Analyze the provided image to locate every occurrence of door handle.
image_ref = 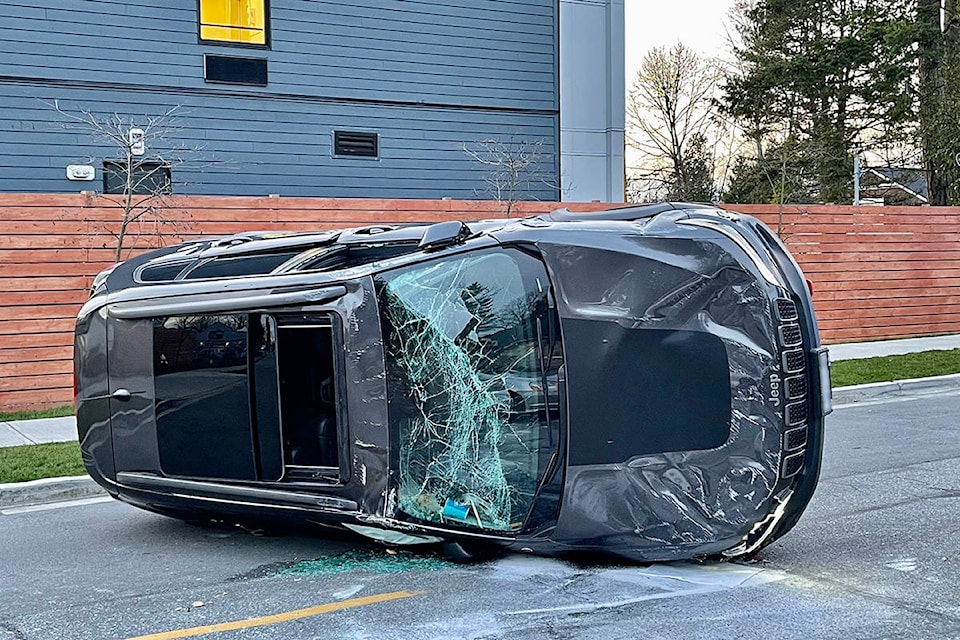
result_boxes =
[111,388,133,401]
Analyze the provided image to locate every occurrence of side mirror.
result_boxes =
[418,220,471,251]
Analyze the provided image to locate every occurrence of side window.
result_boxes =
[199,0,269,47]
[102,161,171,195]
[376,249,559,532]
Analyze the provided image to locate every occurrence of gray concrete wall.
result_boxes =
[559,0,625,202]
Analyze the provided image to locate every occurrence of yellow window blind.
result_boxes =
[200,0,267,45]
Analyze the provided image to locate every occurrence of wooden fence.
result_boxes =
[0,194,603,411]
[738,205,960,343]
[1,194,959,411]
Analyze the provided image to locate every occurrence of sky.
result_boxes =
[624,0,738,81]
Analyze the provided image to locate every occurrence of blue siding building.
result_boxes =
[0,1,623,201]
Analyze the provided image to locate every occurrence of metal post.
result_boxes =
[853,150,861,206]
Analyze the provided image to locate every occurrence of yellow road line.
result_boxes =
[125,590,424,640]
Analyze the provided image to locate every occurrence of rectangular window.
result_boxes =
[102,161,171,195]
[204,54,268,85]
[154,315,257,480]
[199,0,268,46]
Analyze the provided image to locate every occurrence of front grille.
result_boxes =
[776,299,798,321]
[786,375,806,400]
[779,324,803,347]
[775,296,810,479]
[785,401,808,426]
[782,451,805,478]
[783,349,805,374]
[783,426,808,451]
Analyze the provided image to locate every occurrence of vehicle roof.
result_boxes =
[105,202,728,290]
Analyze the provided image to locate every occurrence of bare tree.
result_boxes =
[626,44,725,201]
[462,138,558,216]
[50,101,205,261]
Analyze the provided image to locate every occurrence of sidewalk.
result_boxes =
[2,334,960,449]
[0,416,77,448]
[827,334,960,361]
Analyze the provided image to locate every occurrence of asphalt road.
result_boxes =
[1,393,959,640]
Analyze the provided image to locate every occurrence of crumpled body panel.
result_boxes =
[540,237,788,560]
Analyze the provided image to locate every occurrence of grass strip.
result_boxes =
[0,441,85,484]
[0,405,74,422]
[831,348,960,387]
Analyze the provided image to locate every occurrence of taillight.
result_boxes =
[90,263,121,297]
[806,278,814,294]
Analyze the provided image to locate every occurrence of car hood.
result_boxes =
[537,234,789,560]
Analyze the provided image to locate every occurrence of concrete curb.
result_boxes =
[0,475,107,509]
[833,372,960,405]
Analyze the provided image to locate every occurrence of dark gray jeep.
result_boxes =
[74,203,831,562]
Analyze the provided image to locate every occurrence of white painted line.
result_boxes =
[1,495,113,515]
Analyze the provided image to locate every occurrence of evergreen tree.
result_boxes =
[918,0,960,204]
[723,0,920,203]
[669,134,717,201]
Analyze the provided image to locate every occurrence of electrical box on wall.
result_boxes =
[66,165,96,181]
[129,128,145,156]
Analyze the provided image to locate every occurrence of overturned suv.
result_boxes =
[75,203,831,562]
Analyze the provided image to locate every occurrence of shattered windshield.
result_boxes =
[376,249,556,532]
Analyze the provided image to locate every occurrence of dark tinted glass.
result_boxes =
[184,252,299,279]
[205,55,268,85]
[154,314,256,480]
[103,161,171,195]
[139,261,191,282]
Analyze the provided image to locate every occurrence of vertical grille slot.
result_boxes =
[782,451,805,478]
[776,299,798,321]
[783,349,805,374]
[779,324,803,347]
[786,375,806,400]
[785,401,808,426]
[783,427,808,451]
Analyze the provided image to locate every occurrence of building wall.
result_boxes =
[0,0,561,199]
[559,0,625,202]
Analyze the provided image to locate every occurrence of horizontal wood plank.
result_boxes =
[3,196,960,410]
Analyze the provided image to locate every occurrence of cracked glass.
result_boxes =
[376,249,556,532]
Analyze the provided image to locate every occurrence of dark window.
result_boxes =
[199,0,269,47]
[139,261,192,282]
[334,131,379,158]
[102,161,171,195]
[297,243,417,272]
[204,54,268,85]
[154,314,256,480]
[183,252,300,279]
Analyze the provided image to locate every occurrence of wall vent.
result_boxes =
[333,131,379,158]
